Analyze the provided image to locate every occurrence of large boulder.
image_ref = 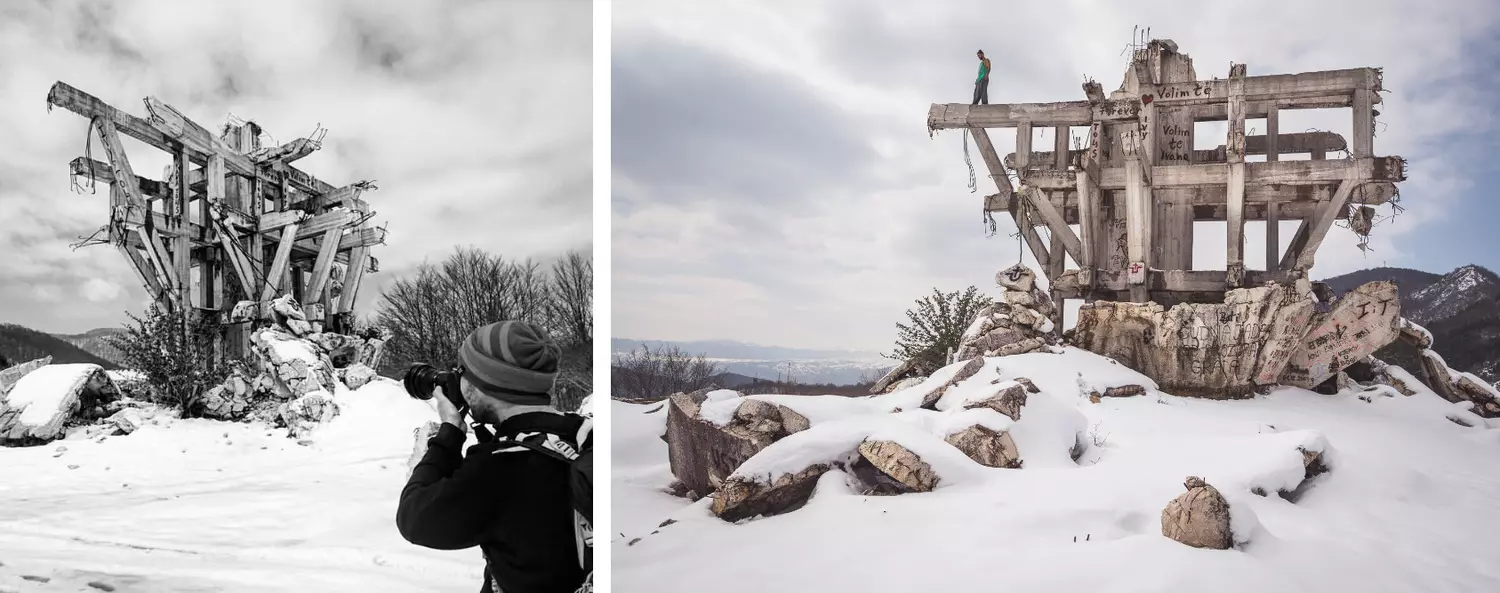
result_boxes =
[1280,281,1401,388]
[1072,282,1317,398]
[665,392,808,497]
[0,363,119,445]
[856,440,939,493]
[343,363,379,390]
[944,424,1020,468]
[1161,476,1233,549]
[0,356,51,397]
[963,382,1029,421]
[713,464,832,522]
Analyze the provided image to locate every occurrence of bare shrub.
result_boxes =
[106,307,245,416]
[611,344,721,401]
[374,246,593,412]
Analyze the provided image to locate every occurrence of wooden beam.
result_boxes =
[929,69,1378,131]
[1076,166,1097,285]
[1054,269,1297,297]
[1021,187,1084,266]
[259,211,309,232]
[1049,126,1069,281]
[1014,201,1051,271]
[1265,106,1280,162]
[337,246,370,314]
[1023,157,1405,191]
[1122,126,1151,302]
[95,123,179,297]
[1006,132,1346,168]
[929,101,1094,129]
[1015,122,1032,169]
[49,83,338,196]
[988,182,1386,218]
[115,231,165,305]
[1266,201,1280,271]
[966,128,1015,199]
[1151,68,1379,107]
[261,223,301,301]
[1352,88,1374,158]
[1293,179,1357,270]
[306,229,343,302]
[1226,64,1248,288]
[173,147,191,308]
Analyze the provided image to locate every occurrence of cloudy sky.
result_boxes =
[613,0,1500,352]
[0,0,591,334]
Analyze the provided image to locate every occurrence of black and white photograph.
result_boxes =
[0,1,593,591]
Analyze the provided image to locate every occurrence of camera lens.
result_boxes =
[403,363,440,400]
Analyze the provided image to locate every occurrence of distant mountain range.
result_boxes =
[52,328,129,367]
[1319,265,1500,382]
[611,338,892,386]
[0,324,120,370]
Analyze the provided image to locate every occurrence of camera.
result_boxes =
[403,363,467,413]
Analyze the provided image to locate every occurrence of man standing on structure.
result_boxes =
[973,50,991,105]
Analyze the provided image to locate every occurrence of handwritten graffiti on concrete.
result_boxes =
[1280,281,1401,389]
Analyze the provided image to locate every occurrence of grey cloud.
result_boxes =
[0,0,590,333]
[612,35,877,214]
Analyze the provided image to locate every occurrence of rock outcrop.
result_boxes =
[1161,476,1233,549]
[0,363,120,445]
[1381,318,1500,418]
[713,464,832,522]
[1071,281,1318,398]
[1280,282,1402,388]
[944,424,1020,468]
[665,391,807,498]
[857,440,939,493]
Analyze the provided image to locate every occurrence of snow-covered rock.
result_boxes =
[0,364,119,444]
[342,363,378,390]
[1161,476,1233,549]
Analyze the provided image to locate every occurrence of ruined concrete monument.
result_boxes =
[930,39,1402,318]
[923,39,1451,398]
[47,82,387,358]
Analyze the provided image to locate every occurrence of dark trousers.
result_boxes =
[972,78,989,105]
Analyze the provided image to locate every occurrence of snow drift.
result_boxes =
[615,347,1500,593]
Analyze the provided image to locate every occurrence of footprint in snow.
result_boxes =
[87,581,117,591]
[19,575,49,583]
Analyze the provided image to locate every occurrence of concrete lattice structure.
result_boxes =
[929,39,1404,326]
[47,82,385,354]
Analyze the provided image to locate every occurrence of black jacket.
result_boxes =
[397,412,586,593]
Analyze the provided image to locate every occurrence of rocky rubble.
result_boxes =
[873,264,1055,395]
[661,355,1090,523]
[1391,318,1500,418]
[954,264,1055,361]
[203,295,390,438]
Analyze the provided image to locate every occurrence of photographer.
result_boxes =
[397,320,591,593]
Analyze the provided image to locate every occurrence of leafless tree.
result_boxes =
[375,246,593,412]
[611,343,721,401]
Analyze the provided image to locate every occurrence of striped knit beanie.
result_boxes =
[459,320,560,405]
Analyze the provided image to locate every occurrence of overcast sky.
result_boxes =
[613,0,1500,352]
[0,0,591,334]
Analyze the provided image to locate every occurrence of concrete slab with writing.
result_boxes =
[1280,281,1401,389]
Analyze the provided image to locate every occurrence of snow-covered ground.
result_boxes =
[0,379,485,592]
[614,347,1500,593]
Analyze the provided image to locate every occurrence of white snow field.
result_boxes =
[0,379,485,592]
[614,347,1500,593]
